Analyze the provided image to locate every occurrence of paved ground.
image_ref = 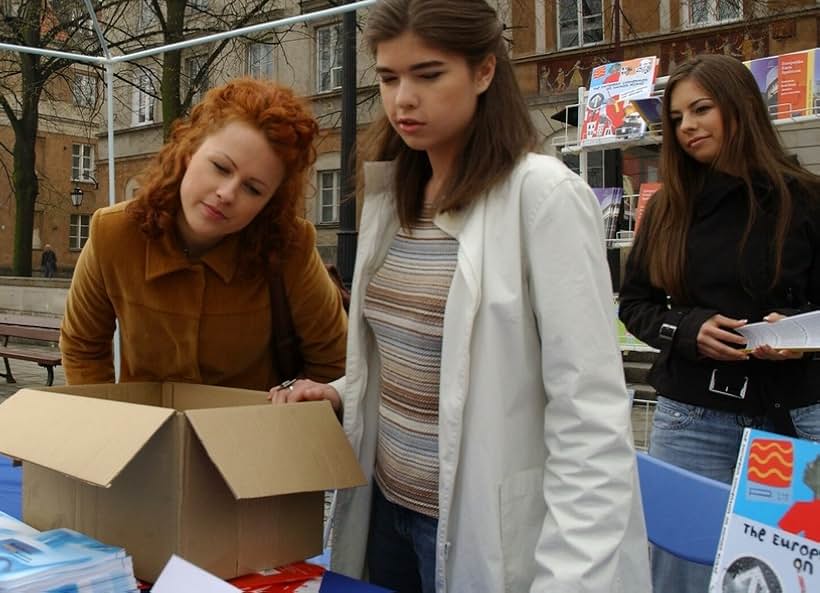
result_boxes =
[0,358,65,402]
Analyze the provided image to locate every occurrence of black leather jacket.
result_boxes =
[619,172,820,430]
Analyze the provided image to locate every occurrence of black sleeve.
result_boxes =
[618,214,717,361]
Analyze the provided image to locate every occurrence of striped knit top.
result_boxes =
[362,206,458,518]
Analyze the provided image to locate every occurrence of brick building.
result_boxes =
[1,1,817,275]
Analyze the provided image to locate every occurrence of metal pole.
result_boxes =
[337,2,358,286]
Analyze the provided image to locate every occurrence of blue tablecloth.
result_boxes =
[0,456,388,592]
[0,455,21,519]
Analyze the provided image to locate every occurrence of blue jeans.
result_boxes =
[648,396,820,593]
[366,483,438,593]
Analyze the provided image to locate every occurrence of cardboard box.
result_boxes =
[0,382,365,581]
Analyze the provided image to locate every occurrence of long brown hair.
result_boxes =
[127,78,318,273]
[635,54,819,302]
[362,0,537,227]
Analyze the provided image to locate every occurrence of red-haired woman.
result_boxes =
[60,79,347,406]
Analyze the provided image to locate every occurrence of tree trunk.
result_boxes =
[11,51,42,277]
[161,0,186,140]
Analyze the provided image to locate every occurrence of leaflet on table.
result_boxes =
[709,428,820,593]
[0,527,137,592]
[0,510,38,537]
[580,56,659,148]
[735,310,820,351]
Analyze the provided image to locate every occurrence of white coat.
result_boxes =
[330,154,651,593]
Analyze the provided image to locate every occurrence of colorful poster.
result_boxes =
[634,182,662,235]
[746,55,781,115]
[778,51,812,119]
[745,49,818,119]
[709,428,820,593]
[814,49,820,116]
[580,56,658,148]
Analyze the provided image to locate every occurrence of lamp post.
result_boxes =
[70,186,84,208]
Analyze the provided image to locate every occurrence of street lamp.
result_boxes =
[70,186,83,208]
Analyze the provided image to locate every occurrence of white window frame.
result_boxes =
[682,0,742,27]
[185,55,208,106]
[72,73,96,108]
[132,74,155,126]
[316,23,342,93]
[247,42,275,79]
[317,170,340,224]
[71,143,94,182]
[557,0,604,50]
[69,213,90,251]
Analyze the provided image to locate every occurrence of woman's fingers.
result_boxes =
[267,380,341,412]
[697,314,748,361]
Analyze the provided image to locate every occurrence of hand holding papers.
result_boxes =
[736,310,820,352]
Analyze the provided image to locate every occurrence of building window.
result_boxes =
[188,0,208,9]
[185,55,208,106]
[317,170,340,224]
[69,214,90,250]
[72,73,96,108]
[562,150,604,189]
[557,0,603,50]
[132,74,155,125]
[316,24,342,93]
[685,0,741,26]
[138,0,156,29]
[51,0,81,25]
[71,144,94,182]
[247,43,274,79]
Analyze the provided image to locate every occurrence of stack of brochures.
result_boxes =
[0,511,138,592]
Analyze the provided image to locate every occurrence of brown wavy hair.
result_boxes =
[362,0,537,227]
[127,78,318,273]
[635,54,819,302]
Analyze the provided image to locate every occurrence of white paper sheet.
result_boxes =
[736,310,820,350]
[152,555,241,593]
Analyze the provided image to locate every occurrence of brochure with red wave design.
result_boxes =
[710,429,820,593]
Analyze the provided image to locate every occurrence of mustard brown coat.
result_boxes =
[60,201,347,389]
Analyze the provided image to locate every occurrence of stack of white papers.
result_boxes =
[0,511,138,593]
[736,310,820,351]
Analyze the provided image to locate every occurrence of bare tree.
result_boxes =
[104,0,297,139]
[0,0,110,276]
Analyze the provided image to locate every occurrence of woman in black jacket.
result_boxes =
[619,54,820,593]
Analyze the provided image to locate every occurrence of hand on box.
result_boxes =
[267,379,342,413]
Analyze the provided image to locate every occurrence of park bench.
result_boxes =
[0,315,62,386]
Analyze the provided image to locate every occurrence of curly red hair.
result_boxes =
[127,78,318,273]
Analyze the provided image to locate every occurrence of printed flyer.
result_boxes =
[710,429,820,593]
[745,48,818,119]
[580,56,658,148]
[634,182,662,235]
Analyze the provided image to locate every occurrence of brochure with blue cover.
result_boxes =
[0,527,138,592]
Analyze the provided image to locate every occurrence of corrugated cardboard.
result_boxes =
[0,382,365,582]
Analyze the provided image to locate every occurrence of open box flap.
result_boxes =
[0,388,174,487]
[186,400,366,499]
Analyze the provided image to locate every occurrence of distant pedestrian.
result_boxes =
[41,244,57,278]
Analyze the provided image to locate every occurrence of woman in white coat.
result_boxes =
[274,0,651,591]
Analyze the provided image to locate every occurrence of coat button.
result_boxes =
[774,403,781,409]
